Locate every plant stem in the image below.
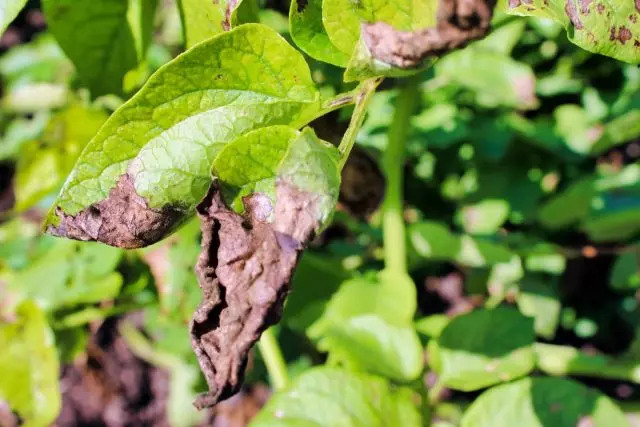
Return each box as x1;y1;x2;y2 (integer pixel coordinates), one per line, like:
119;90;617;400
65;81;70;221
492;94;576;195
258;327;289;391
535;343;640;383
338;78;383;169
383;77;420;273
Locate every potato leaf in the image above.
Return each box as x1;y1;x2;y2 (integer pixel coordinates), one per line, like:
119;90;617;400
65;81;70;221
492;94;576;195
45;24;321;248
0;0;27;35
507;0;640;64
461;377;628;427
251;367;422;427
42;0;158;96
0;301;61;427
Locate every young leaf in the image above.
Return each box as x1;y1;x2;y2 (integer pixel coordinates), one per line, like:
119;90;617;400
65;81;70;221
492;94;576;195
507;0;640;65
289;0;349;67
0;0;27;35
14;104;107;212
0;301;61;427
251;367;422;427
177;0;258;48
45;24;321;249
42;0;158;96
430;307;536;391
317;314;424;382
461;377;629;427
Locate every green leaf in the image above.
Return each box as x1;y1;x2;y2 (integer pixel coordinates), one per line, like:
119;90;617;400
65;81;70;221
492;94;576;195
42;0;158;96
282;253;350;332
430;307;536;391
14;104;107;212
610;250;640;291
45;24;321;247
178;0;258;48
435;47;538;110
0;301;61;427
289;0;349;67
0;0;27;35
461;377;629;427
7;238;123;312
538;176;596;230
318;314;424;382
311;270;417;333
251;367;422;427
592;109;640;154
456;199;510;235
553;104;602;154
507;0;640;64
517;278;561;339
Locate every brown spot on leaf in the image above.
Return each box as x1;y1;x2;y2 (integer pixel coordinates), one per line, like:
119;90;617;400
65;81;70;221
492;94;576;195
565;0;584;29
596;3;605;13
362;0;497;69
508;0;521;6
635;39;640;47
636;0;640;14
222;0;239;31
619;26;633;44
47;174;183;249
190;181;322;409
610;26;617;41
578;0;592;14
297;0;309;13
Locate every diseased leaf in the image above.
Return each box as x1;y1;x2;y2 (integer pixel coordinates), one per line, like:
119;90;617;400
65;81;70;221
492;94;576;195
290;0;349;67
178;0;259;48
189;127;340;408
430;307;536;391
42;0;158;96
0;301;61;427
45;24;321;249
14;104;107;212
507;0;640;65
251;367;422;427
317;314;424;382
461;377;629;427
0;0;27;35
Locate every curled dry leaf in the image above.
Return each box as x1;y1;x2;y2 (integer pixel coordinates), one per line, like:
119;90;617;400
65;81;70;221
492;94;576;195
190;180;324;409
362;0;497;68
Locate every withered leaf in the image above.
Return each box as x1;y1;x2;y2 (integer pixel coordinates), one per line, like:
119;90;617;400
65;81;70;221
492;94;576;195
189;127;340;408
362;0;497;69
190;181;323;409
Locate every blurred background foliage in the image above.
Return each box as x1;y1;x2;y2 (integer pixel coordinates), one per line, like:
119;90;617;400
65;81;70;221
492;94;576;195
0;0;639;426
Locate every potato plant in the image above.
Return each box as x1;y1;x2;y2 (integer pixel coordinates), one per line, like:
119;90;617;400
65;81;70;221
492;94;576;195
0;0;639;426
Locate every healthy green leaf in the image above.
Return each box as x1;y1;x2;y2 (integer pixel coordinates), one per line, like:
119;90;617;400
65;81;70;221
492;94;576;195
507;0;640;65
289;0;349;67
517;278;561;339
0;0;27;35
251;367;422;427
0;301;61;427
45;24;322;247
317;314;424;382
42;0;158;96
461;377;629;427
6;238;123;312
455;199;510;235
592;109;640;154
610;249;640;291
14;104;107;212
430;307;536;391
282;253;350;332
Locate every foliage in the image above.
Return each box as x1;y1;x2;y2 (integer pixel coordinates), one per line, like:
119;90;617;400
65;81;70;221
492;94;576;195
0;0;639;426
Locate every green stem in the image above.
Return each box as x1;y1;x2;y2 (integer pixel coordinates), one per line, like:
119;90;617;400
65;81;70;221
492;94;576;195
338;78;383;169
258;327;289;390
535;343;640;383
383;77;420;273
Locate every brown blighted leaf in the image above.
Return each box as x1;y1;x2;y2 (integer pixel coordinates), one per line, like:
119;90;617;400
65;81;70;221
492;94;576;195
339;146;385;218
362;0;497;69
189;180;324;409
46;173;183;249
